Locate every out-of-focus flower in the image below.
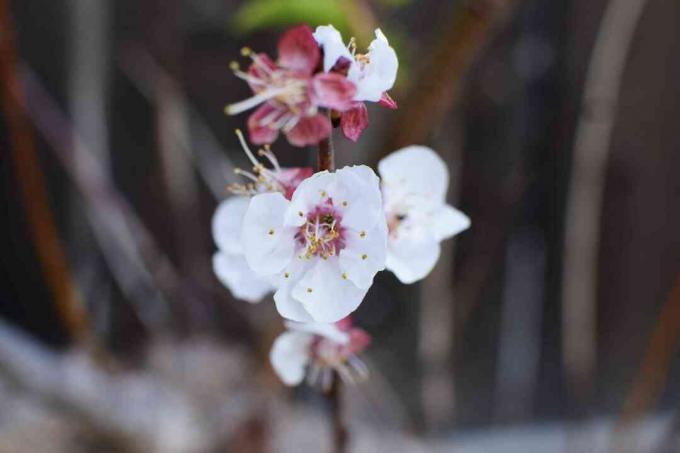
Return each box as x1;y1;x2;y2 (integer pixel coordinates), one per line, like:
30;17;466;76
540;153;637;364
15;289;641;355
212;132;313;302
225;25;356;147
241;166;387;323
270;319;371;388
378;146;470;284
313;25;399;142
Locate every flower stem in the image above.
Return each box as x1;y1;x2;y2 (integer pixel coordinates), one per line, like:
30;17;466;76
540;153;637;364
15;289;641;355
318;111;335;172
328;374;348;453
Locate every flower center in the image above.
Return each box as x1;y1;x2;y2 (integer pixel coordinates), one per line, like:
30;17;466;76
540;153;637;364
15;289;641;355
225;49;312;121
297;203;346;259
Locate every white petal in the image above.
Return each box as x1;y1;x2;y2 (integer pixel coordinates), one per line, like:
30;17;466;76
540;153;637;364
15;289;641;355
284;171;335;227
212;252;274;303
333;165;384;232
386;234;441;284
273;259;315;322
338;219;388;289
285;321;349;344
242;192;296;275
351;28;398;102
313;25;353;73
269;331;313;386
379;146;449;202
431;204;470;241
292;258;368;323
212;197;249;254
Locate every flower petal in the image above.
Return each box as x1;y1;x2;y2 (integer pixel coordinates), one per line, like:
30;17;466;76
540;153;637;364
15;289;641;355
292;258;368;323
339;219;388;290
212;196;249;254
273;259;315;322
350;29;398;102
284;170;335;226
310;73;356;112
285;113;332;147
248;103;283;145
242;192;295;275
340;102;368;142
386;234;440;284
277;167;314;200
285;321;349;344
270;331;313;386
313;25;353;73
378;145;449;202
212;252;273;303
333;165;383;232
277;25;320;75
431;204;470;241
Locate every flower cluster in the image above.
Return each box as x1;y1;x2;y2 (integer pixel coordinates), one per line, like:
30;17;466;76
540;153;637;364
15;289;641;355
214;25;469;388
225;24;398;146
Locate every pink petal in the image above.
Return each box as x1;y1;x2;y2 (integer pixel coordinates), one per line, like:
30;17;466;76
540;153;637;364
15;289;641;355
335;316;354;331
310;73;356;112
247;53;277;91
286;113;331;147
340;103;369;142
346;328;371;355
378;92;398;109
278;167;314;199
248;103;283;144
277;25;320;75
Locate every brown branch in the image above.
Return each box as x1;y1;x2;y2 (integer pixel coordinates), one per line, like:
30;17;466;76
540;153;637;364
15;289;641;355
0;0;91;342
379;0;517;158
328;375;348;453
612;271;680;452
318;112;335;172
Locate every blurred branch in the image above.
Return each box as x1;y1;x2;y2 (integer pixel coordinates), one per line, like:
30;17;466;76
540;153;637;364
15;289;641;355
0;0;91;343
612;271;680;452
561;0;649;402
0;318;261;451
118;46;238;201
379;0;518;157
20;66;175;333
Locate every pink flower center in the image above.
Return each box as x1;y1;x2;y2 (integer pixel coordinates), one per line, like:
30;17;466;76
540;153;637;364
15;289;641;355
296;201;346;259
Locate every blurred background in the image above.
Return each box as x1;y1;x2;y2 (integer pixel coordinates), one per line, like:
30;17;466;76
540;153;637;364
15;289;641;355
1;0;680;451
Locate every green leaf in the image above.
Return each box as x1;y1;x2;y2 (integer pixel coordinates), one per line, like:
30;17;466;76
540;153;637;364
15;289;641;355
232;0;351;36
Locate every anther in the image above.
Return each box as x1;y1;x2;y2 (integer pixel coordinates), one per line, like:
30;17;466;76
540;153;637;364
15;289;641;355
229;61;240;71
284;272;290;278
342;273;348;280
268;229;275;235
359;231;366;238
342;201;348;207
307;288;313;293
240;47;252;56
361;254;368;260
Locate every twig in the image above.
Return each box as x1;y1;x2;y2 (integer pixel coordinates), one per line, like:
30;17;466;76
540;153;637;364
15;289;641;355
318;114;335;172
612;271;680;452
561;0;649;404
0;0;91;343
379;0;517;158
328;375;348;453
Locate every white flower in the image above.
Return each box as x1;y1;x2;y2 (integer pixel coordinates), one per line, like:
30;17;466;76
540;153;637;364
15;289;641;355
212;132;312;302
212;197;275;302
241;165;387;323
378;146;470;284
269;320;370;388
313;25;398;103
